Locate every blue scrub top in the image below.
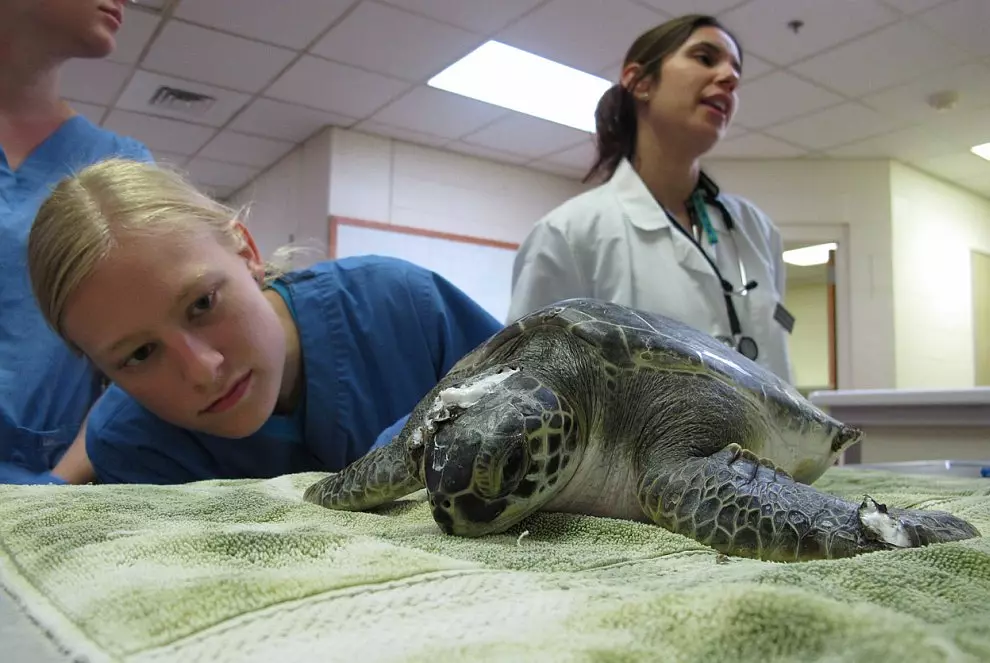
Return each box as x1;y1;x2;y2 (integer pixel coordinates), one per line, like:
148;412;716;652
85;256;505;484
0;114;151;473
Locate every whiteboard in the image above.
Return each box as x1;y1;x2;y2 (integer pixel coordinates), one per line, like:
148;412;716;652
333;220;518;323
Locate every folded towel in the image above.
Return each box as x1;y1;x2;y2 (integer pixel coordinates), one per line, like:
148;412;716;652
1;468;988;663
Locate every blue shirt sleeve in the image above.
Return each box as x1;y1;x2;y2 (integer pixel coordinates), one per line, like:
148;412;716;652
86;387;209;485
407;268;504;378
358;266;503;455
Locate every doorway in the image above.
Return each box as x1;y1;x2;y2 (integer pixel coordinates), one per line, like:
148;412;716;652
973;249;990;386
782;241;837;395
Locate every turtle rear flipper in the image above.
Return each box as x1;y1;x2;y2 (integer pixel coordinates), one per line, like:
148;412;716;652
303;437;423;511
638;443;981;561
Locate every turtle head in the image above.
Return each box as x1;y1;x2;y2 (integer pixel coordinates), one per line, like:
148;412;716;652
422;367;577;537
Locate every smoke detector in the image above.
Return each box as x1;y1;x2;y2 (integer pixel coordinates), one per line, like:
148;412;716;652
148;86;216;116
926;90;959;112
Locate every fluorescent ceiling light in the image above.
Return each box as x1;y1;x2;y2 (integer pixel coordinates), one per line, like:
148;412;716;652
428;40;612;133
972;142;990;161
783;242;837;267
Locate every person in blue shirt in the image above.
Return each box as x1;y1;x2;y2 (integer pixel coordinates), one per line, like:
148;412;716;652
0;0;153;485
27;158;504;485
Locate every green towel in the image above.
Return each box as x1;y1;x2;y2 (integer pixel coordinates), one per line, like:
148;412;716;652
1;468;989;663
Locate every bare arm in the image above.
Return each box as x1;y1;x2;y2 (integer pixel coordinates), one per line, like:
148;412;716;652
50;413;95;484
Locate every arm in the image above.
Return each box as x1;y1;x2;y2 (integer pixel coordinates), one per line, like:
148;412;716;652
49;411;95;484
506;220;585;323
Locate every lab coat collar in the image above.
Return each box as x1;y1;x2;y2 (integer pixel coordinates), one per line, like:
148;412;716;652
608;158;672;232
608;158;723;284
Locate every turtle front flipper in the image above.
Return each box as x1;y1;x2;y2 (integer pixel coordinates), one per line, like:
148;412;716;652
638;443;981;561
303;437;423;511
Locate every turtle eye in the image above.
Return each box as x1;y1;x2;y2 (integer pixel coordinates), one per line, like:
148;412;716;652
499;443;527;495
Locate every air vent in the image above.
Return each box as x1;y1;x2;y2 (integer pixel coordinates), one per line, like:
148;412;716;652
148;85;216;116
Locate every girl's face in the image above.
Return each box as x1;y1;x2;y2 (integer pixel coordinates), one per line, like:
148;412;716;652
62;223;292;439
624;26;742;154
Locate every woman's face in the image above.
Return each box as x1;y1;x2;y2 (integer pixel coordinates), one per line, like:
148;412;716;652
625;26;742;154
0;0;128;61
62;223;292;440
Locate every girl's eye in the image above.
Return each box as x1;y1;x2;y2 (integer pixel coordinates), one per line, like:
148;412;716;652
122;343;155;368
191;290;217;316
696;52;715;66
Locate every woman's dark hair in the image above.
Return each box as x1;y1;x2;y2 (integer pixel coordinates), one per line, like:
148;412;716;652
583;14;743;184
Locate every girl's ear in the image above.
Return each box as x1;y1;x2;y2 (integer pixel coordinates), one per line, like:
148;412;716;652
620;63;654;101
232;221;265;284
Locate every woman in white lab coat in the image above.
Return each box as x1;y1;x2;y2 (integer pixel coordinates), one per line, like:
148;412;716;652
508;14;795;383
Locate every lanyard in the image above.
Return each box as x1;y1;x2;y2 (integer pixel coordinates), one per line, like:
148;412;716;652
676;192;756;341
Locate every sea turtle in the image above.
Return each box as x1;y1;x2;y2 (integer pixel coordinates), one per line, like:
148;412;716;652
303;299;980;561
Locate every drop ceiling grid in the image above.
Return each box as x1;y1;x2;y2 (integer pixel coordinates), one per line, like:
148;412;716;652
56;0;990;199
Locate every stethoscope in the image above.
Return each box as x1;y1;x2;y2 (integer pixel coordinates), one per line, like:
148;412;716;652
663;172;760;361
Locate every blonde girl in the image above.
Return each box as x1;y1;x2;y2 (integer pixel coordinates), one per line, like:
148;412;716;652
28;158;502;484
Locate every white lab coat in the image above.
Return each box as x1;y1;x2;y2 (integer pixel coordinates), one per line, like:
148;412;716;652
507;158;795;383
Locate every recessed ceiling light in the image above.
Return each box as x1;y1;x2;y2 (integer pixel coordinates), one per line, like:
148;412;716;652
428;40;612;133
783;242;837;267
972;142;990;162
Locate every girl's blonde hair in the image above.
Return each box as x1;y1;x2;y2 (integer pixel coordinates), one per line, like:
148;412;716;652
28;157;299;344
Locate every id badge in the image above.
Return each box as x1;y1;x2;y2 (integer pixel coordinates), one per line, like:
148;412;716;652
774;302;795;333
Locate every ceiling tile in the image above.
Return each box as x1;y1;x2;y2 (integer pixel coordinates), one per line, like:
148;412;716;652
915;0;990;58
142;20;297;93
860;61;990;125
732;71;843;129
925;106;990;148
58;59;131;105
103;110;216;155
764;102;898;150
721;0;899;66
266;56;410;118
352;122;450;148
198;131;296;168
825;125;960;162
635;0;742;14
707;133;807;158
495;0;665;74
526;160;585;179
184;157;262;188
442;141;531;165
461;114;590;159
108;6;160;64
738;54;776;82
878;0;951;13
912;151;990;182
378;0;544;33
367;86;507;140
115;71;251;127
232;98;353;142
148;150;190;167
70;102;106;125
174;0;354;49
311;2;483;82
542;138;598;170
790;20;971;97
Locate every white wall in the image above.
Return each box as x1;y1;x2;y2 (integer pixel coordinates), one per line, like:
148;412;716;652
327;128;586;244
890;162;990;388
228;128;332;266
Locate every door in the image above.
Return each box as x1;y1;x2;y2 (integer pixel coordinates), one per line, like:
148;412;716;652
973;250;990;386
